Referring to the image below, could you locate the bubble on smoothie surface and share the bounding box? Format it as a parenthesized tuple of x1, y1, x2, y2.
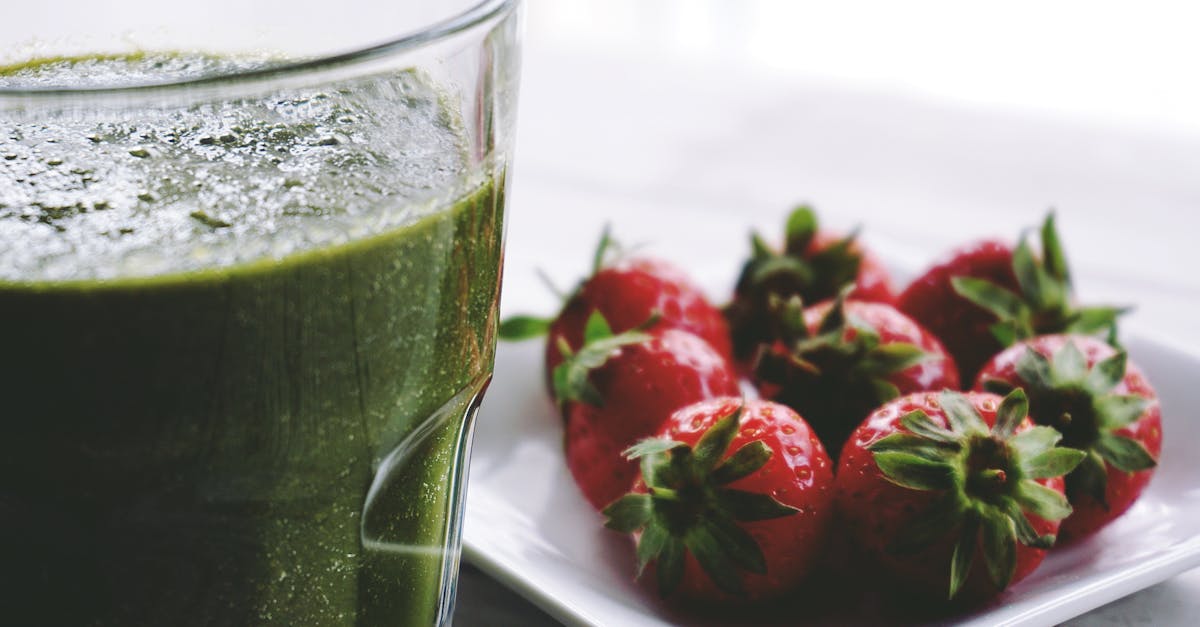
(0, 54, 472, 281)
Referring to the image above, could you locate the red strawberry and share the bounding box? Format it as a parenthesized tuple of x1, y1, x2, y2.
(754, 295, 959, 457)
(557, 315, 739, 510)
(725, 205, 896, 365)
(603, 398, 834, 602)
(500, 229, 732, 392)
(896, 239, 1015, 384)
(897, 214, 1126, 384)
(836, 390, 1083, 604)
(973, 335, 1161, 541)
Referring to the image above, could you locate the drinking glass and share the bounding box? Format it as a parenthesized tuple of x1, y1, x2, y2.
(0, 1, 520, 625)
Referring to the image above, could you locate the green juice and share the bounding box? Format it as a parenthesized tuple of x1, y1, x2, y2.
(0, 55, 504, 625)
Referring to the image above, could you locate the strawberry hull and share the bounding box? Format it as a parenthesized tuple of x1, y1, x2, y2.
(756, 299, 959, 458)
(809, 231, 897, 304)
(835, 392, 1069, 605)
(545, 257, 733, 394)
(973, 334, 1162, 542)
(609, 398, 835, 604)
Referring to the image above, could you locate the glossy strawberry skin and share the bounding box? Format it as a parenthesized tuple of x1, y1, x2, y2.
(637, 397, 835, 602)
(897, 239, 1017, 385)
(835, 392, 1062, 603)
(757, 301, 960, 455)
(563, 330, 740, 511)
(545, 257, 732, 392)
(973, 335, 1162, 541)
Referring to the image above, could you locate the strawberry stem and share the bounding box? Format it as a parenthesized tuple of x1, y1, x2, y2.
(649, 487, 681, 501)
(979, 468, 1007, 486)
(603, 405, 799, 598)
(869, 390, 1084, 597)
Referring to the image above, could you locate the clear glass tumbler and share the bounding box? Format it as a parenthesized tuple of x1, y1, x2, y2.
(0, 1, 520, 625)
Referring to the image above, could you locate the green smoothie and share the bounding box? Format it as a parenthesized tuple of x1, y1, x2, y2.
(0, 55, 504, 626)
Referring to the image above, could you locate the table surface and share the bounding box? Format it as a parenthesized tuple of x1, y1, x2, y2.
(456, 2, 1200, 624)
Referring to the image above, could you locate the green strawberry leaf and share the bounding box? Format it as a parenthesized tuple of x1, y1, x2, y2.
(605, 405, 802, 598)
(692, 408, 742, 473)
(583, 310, 614, 343)
(650, 447, 692, 491)
(1069, 450, 1110, 507)
(990, 322, 1020, 347)
(623, 438, 684, 461)
(1050, 340, 1087, 384)
(992, 388, 1029, 439)
(872, 451, 956, 491)
(1095, 394, 1151, 430)
(1015, 348, 1053, 388)
(498, 315, 551, 340)
(1011, 238, 1045, 309)
(863, 390, 1080, 601)
(636, 522, 669, 577)
(1015, 479, 1073, 521)
(685, 526, 744, 596)
(1007, 501, 1056, 549)
(1070, 306, 1128, 336)
(655, 537, 686, 597)
(711, 441, 774, 485)
(870, 378, 902, 404)
(850, 320, 882, 352)
(981, 513, 1017, 590)
(952, 276, 1028, 321)
(982, 378, 1018, 396)
(869, 432, 958, 461)
(776, 295, 810, 342)
(553, 359, 603, 407)
(704, 516, 768, 575)
(716, 488, 800, 522)
(751, 254, 814, 288)
(1085, 352, 1128, 394)
(554, 313, 652, 406)
(784, 205, 818, 256)
(602, 494, 652, 533)
(940, 390, 990, 436)
(591, 224, 614, 274)
(1095, 432, 1157, 472)
(817, 295, 847, 334)
(1020, 447, 1086, 480)
(1009, 425, 1063, 459)
(862, 342, 929, 375)
(1040, 212, 1071, 283)
(946, 213, 1126, 347)
(900, 410, 959, 444)
(949, 516, 979, 600)
(750, 232, 773, 259)
(808, 232, 861, 285)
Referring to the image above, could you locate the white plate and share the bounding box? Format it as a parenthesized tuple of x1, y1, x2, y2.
(463, 272, 1200, 626)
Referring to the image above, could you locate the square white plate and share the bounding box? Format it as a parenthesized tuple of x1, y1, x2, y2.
(462, 228, 1200, 625)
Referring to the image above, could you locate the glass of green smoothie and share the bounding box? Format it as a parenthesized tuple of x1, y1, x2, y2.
(0, 1, 519, 625)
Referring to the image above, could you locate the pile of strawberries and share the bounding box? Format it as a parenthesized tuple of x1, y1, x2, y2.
(500, 208, 1161, 611)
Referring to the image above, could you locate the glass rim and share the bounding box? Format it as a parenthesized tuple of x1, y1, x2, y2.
(0, 0, 517, 98)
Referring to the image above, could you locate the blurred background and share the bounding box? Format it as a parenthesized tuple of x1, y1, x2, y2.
(464, 1, 1200, 624)
(531, 0, 1200, 132)
(502, 0, 1199, 354)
